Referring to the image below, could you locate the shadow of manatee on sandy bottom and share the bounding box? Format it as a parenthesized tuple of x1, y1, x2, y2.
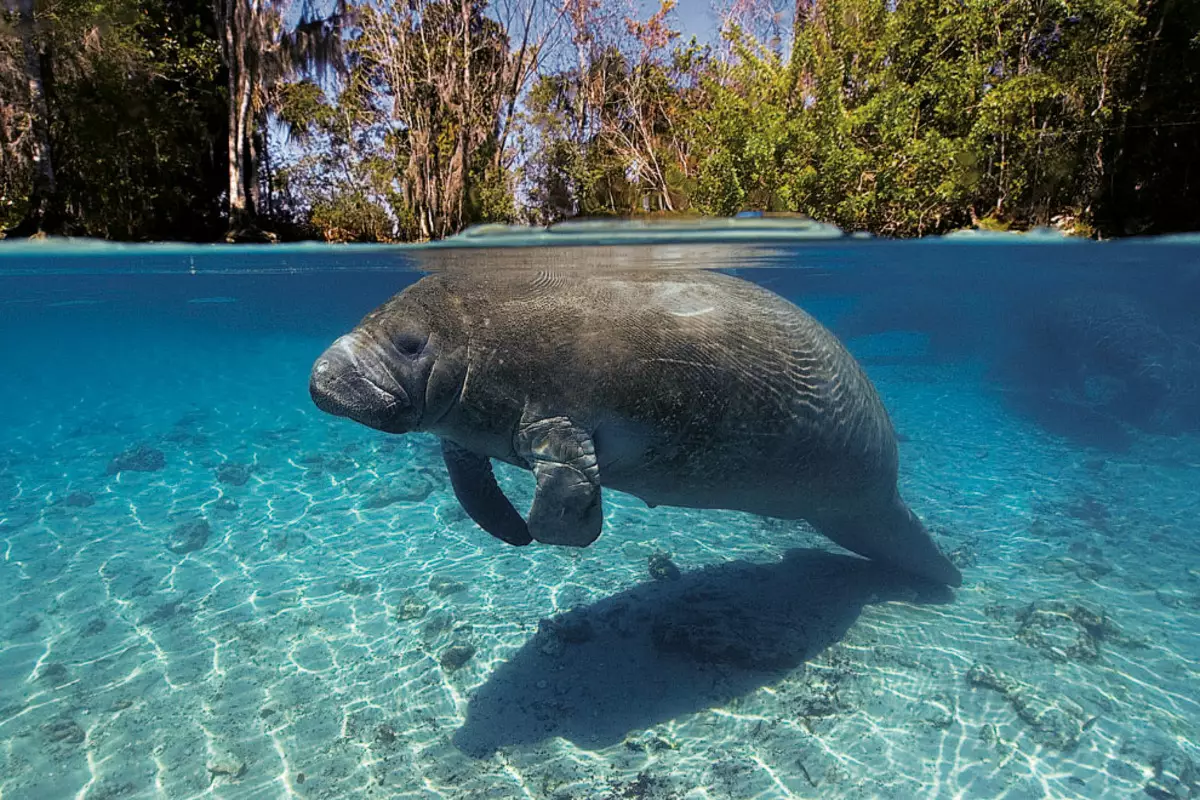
(452, 547, 954, 757)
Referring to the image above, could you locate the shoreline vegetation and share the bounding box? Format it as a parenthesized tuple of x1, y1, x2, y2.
(2, 0, 1199, 244)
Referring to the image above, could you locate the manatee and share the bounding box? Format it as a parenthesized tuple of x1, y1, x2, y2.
(1001, 290, 1200, 440)
(309, 269, 962, 587)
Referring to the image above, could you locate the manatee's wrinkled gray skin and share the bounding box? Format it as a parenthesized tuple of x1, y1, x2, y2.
(309, 269, 963, 587)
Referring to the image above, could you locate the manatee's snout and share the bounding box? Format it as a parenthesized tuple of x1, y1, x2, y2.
(310, 334, 414, 433)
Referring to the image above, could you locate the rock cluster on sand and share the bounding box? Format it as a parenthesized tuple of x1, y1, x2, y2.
(395, 595, 429, 621)
(166, 516, 211, 554)
(41, 718, 85, 745)
(216, 462, 253, 486)
(429, 576, 467, 597)
(361, 473, 433, 509)
(966, 663, 1089, 749)
(106, 444, 165, 475)
(439, 643, 476, 671)
(534, 613, 596, 657)
(206, 753, 246, 782)
(648, 551, 681, 581)
(1014, 599, 1136, 662)
(338, 577, 376, 596)
(62, 491, 95, 507)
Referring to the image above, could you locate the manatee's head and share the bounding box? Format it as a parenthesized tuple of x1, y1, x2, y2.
(309, 284, 463, 434)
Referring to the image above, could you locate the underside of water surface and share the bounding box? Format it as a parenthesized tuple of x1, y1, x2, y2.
(1, 220, 1198, 799)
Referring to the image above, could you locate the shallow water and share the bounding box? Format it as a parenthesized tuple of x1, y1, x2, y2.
(1, 225, 1198, 799)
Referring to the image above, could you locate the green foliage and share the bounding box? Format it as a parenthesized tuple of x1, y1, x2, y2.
(1, 0, 227, 239)
(309, 191, 393, 242)
(466, 161, 517, 227)
(671, 0, 1146, 235)
(3, 0, 1199, 240)
(274, 80, 336, 138)
(515, 0, 1194, 237)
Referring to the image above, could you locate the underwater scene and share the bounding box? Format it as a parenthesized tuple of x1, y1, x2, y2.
(1, 222, 1198, 799)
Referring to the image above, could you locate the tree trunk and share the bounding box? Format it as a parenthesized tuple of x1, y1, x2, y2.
(261, 125, 273, 219)
(247, 126, 261, 219)
(7, 0, 60, 236)
(217, 0, 259, 238)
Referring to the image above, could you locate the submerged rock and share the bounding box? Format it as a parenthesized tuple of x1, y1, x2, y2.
(163, 427, 199, 444)
(1065, 496, 1110, 528)
(166, 516, 211, 554)
(207, 753, 246, 781)
(622, 729, 677, 753)
(302, 453, 356, 475)
(395, 595, 429, 621)
(41, 718, 85, 745)
(106, 444, 165, 475)
(1000, 291, 1200, 443)
(1014, 599, 1134, 662)
(918, 692, 958, 729)
(211, 496, 239, 514)
(1117, 732, 1200, 799)
(0, 510, 35, 533)
(137, 600, 189, 626)
(1144, 748, 1199, 799)
(783, 671, 847, 719)
(948, 544, 978, 569)
(609, 771, 676, 799)
(535, 614, 596, 654)
(216, 462, 253, 487)
(429, 576, 467, 597)
(648, 551, 681, 581)
(37, 662, 71, 687)
(338, 577, 375, 596)
(421, 611, 454, 642)
(966, 663, 1088, 749)
(62, 491, 95, 508)
(361, 474, 433, 509)
(1041, 554, 1114, 582)
(1155, 588, 1197, 609)
(81, 618, 107, 637)
(439, 643, 476, 671)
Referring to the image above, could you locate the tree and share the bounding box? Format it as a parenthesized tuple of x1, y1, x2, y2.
(2, 0, 229, 239)
(211, 0, 348, 240)
(7, 0, 1197, 240)
(522, 0, 701, 221)
(1097, 0, 1200, 234)
(352, 0, 517, 239)
(4, 0, 59, 234)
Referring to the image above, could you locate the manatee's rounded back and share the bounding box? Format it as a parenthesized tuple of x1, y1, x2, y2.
(405, 268, 899, 515)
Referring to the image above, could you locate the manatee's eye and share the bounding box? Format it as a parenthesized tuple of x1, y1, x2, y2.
(393, 332, 426, 356)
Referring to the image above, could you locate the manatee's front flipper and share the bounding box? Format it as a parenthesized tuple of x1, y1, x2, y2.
(441, 439, 532, 546)
(517, 414, 602, 546)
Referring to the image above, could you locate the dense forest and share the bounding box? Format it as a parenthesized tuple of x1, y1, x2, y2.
(2, 0, 1198, 241)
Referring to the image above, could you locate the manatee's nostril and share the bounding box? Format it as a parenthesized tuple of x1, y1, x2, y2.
(309, 352, 350, 412)
(309, 332, 414, 434)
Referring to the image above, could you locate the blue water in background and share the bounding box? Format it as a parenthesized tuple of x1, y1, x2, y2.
(1, 230, 1198, 799)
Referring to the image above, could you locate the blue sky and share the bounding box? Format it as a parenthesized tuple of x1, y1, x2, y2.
(640, 1, 796, 52)
(666, 0, 723, 42)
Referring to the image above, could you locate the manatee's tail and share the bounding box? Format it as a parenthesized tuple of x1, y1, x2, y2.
(812, 493, 963, 587)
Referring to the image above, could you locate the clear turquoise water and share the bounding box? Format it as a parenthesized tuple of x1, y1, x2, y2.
(1, 226, 1198, 799)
